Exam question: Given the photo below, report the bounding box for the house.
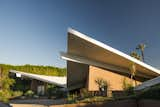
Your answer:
[9,70,66,95]
[60,28,160,95]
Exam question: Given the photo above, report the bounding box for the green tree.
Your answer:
[130,51,141,60]
[95,78,108,96]
[136,43,146,62]
[129,63,137,86]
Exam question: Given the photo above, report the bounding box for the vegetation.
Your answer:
[67,89,112,104]
[24,90,34,97]
[122,77,133,91]
[136,43,146,62]
[67,93,78,104]
[0,64,66,76]
[67,79,109,104]
[95,78,108,96]
[0,64,66,102]
[129,63,137,86]
[130,51,141,60]
[46,85,66,99]
[69,84,160,104]
[137,84,160,100]
[77,96,112,104]
[130,43,146,62]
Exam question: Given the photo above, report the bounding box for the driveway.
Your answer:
[10,99,66,107]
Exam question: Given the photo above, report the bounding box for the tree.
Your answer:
[130,51,141,60]
[129,63,137,86]
[136,43,146,62]
[95,78,108,96]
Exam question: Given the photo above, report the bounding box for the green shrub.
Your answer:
[122,78,133,90]
[46,85,56,98]
[137,85,160,99]
[0,90,12,102]
[80,88,90,98]
[77,96,111,103]
[67,93,78,104]
[124,86,134,96]
[12,91,23,98]
[24,90,34,97]
[95,78,108,91]
[0,64,66,76]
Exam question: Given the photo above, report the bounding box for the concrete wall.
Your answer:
[67,61,89,90]
[67,61,142,91]
[87,66,141,91]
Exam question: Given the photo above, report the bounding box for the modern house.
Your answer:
[61,28,160,94]
[9,70,66,95]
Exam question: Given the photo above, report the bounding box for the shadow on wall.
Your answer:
[52,99,160,107]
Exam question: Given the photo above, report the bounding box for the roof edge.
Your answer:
[67,28,160,75]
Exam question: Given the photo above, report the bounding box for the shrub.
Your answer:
[67,93,78,104]
[137,84,160,99]
[46,85,56,98]
[0,90,12,102]
[77,96,111,103]
[24,90,34,97]
[122,78,133,90]
[80,88,90,98]
[11,91,23,98]
[124,86,134,96]
[95,78,108,96]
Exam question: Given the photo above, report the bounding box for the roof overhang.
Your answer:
[61,28,160,79]
[134,76,160,90]
[10,70,67,88]
[61,52,154,80]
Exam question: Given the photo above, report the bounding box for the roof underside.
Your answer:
[10,70,67,88]
[61,28,160,79]
[134,76,160,90]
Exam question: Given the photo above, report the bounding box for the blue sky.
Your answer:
[0,0,160,68]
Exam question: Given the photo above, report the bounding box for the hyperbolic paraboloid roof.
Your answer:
[61,28,160,80]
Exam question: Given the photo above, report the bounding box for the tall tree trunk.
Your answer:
[141,50,144,62]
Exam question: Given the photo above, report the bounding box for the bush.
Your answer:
[0,90,23,102]
[137,85,160,99]
[77,96,112,103]
[67,93,78,104]
[11,91,23,98]
[46,85,56,98]
[124,86,134,96]
[0,90,12,102]
[24,90,34,97]
[80,88,90,98]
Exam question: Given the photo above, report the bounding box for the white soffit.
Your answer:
[10,70,67,88]
[61,52,153,79]
[67,28,160,75]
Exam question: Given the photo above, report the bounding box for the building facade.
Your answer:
[61,28,160,94]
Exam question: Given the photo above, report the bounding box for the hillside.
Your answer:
[0,64,66,76]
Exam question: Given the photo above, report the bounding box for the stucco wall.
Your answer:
[87,66,141,91]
